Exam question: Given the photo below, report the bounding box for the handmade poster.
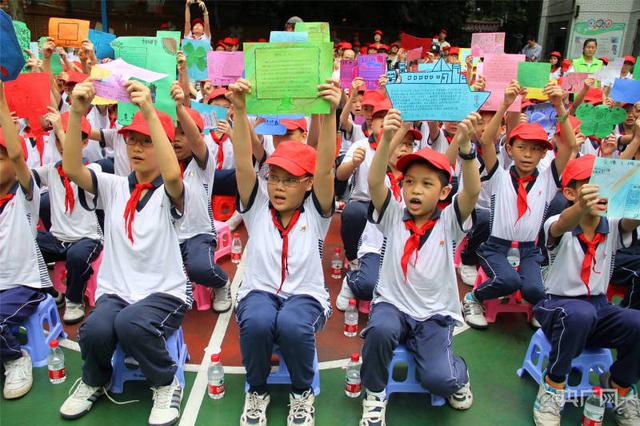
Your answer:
[0,11,26,81]
[576,103,626,138]
[96,58,167,82]
[589,157,640,220]
[480,53,524,112]
[294,22,329,43]
[339,60,357,89]
[111,36,176,125]
[634,58,640,80]
[560,72,590,93]
[471,32,505,56]
[386,58,490,121]
[458,48,479,71]
[244,42,333,115]
[518,62,550,89]
[207,51,244,86]
[12,20,30,67]
[610,78,640,103]
[269,31,308,43]
[357,54,386,89]
[182,39,211,81]
[406,47,422,62]
[417,62,436,73]
[190,102,228,131]
[88,28,116,59]
[400,33,432,58]
[4,72,50,132]
[254,114,305,135]
[48,17,89,48]
[93,75,131,103]
[89,65,117,105]
[594,57,624,87]
[525,102,557,138]
[156,30,180,54]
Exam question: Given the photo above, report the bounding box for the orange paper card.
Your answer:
[48,18,90,48]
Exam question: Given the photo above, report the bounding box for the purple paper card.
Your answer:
[207,51,244,86]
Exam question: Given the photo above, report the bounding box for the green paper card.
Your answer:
[12,21,30,72]
[244,42,333,115]
[38,36,63,74]
[517,62,550,88]
[294,22,330,43]
[156,30,181,54]
[634,57,640,80]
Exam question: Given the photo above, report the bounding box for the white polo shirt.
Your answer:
[482,160,560,242]
[341,122,366,151]
[237,179,333,315]
[204,132,235,170]
[370,192,473,323]
[32,163,102,242]
[418,126,449,154]
[343,138,376,202]
[0,180,51,290]
[100,128,130,177]
[175,148,216,243]
[544,215,636,297]
[80,170,191,305]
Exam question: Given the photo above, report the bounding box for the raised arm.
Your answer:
[307,114,320,149]
[546,82,576,175]
[200,1,212,39]
[314,80,340,214]
[620,118,640,160]
[368,109,403,212]
[548,184,600,239]
[569,77,595,115]
[63,82,95,192]
[339,78,364,135]
[176,51,192,108]
[184,0,192,37]
[171,81,207,165]
[0,82,32,196]
[455,112,481,220]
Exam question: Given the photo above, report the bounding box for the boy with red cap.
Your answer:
[531,154,640,426]
[359,109,481,425]
[621,56,636,79]
[59,81,190,426]
[32,111,103,324]
[183,0,211,41]
[0,81,52,400]
[463,81,576,329]
[169,82,231,312]
[226,77,339,426]
[445,47,460,65]
[339,78,367,152]
[433,28,450,50]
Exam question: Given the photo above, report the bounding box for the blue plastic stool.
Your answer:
[386,344,446,406]
[13,295,67,367]
[244,345,321,396]
[517,329,613,394]
[110,327,189,394]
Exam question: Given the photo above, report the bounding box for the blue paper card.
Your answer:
[182,39,211,81]
[88,28,116,59]
[254,114,305,135]
[191,102,228,130]
[0,10,26,82]
[610,78,640,104]
[589,157,640,220]
[269,31,308,43]
[525,102,557,138]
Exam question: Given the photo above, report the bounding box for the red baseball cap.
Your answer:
[119,110,176,142]
[555,115,581,136]
[182,107,204,132]
[0,133,28,160]
[377,44,389,52]
[562,154,595,188]
[599,56,609,65]
[64,71,89,84]
[624,56,636,65]
[362,90,386,107]
[372,98,392,117]
[584,88,604,105]
[205,87,228,103]
[440,28,447,35]
[396,147,452,182]
[191,18,204,27]
[391,42,400,48]
[447,47,460,56]
[280,118,308,132]
[265,140,316,177]
[374,29,383,36]
[60,111,92,139]
[550,51,562,58]
[507,122,552,150]
[406,128,423,141]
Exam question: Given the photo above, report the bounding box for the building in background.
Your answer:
[538,0,640,60]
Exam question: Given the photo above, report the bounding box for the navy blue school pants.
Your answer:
[36,232,102,304]
[79,293,187,387]
[611,242,640,310]
[180,234,228,289]
[460,208,491,266]
[340,200,369,261]
[345,253,380,301]
[236,290,325,394]
[39,191,51,231]
[0,286,47,362]
[361,302,469,397]
[212,169,237,196]
[534,294,640,387]
[474,237,546,305]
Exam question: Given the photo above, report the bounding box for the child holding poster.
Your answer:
[532,154,640,426]
[226,77,339,426]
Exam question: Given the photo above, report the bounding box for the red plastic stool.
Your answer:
[212,195,235,221]
[214,220,232,261]
[454,236,467,268]
[473,267,532,323]
[358,300,371,314]
[52,251,103,307]
[607,283,627,302]
[192,283,212,311]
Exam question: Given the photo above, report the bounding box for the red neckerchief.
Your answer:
[123,183,154,244]
[0,194,14,210]
[444,132,454,144]
[211,130,228,170]
[386,171,403,201]
[510,171,535,224]
[368,129,383,150]
[578,232,606,296]
[55,164,75,214]
[109,115,117,129]
[401,219,437,284]
[270,208,302,293]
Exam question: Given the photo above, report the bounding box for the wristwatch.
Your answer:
[458,145,477,160]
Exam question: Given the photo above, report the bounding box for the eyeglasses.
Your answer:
[124,137,153,147]
[265,172,309,188]
[400,141,418,149]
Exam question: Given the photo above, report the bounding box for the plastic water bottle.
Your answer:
[581,386,605,426]
[47,339,66,384]
[345,352,362,398]
[207,352,225,399]
[231,232,242,264]
[331,247,343,279]
[507,242,520,269]
[344,299,358,337]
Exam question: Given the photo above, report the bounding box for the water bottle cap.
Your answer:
[592,386,602,396]
[350,352,360,361]
[211,353,221,362]
[349,299,356,306]
[334,247,341,253]
[233,232,240,237]
[49,339,59,348]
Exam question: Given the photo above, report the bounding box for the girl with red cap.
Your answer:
[226,77,339,426]
[183,0,211,41]
[59,80,190,426]
[549,51,562,80]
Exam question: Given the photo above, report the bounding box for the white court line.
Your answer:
[179,255,244,426]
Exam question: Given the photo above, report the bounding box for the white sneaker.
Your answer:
[240,392,270,426]
[3,350,32,399]
[63,299,85,324]
[462,293,488,329]
[531,316,541,329]
[149,376,182,426]
[225,211,243,231]
[613,386,640,426]
[459,264,478,286]
[60,378,106,419]
[532,381,564,426]
[447,381,473,410]
[359,390,387,426]
[336,277,355,311]
[287,390,315,426]
[213,281,232,313]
